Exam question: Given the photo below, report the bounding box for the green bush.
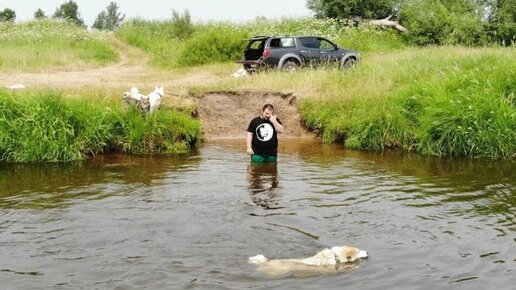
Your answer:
[400,0,485,46]
[177,24,247,66]
[170,10,195,40]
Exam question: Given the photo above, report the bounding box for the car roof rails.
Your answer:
[249,35,270,40]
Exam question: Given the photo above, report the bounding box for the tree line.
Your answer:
[1,0,514,45]
[308,0,515,45]
[0,0,124,31]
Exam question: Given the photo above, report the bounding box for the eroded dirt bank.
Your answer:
[195,91,312,140]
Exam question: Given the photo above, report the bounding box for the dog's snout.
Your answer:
[358,250,368,259]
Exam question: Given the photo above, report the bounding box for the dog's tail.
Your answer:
[248,254,268,265]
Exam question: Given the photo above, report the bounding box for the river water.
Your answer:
[0,139,514,290]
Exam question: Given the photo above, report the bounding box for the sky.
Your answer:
[1,0,313,26]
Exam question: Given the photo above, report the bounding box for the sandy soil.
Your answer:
[195,91,311,140]
[0,36,311,140]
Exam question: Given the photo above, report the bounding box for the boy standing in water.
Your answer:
[246,103,284,163]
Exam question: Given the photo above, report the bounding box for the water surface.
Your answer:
[0,139,514,289]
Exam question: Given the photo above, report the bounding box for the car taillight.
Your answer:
[262,49,271,59]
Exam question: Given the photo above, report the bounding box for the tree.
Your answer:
[92,1,125,31]
[53,0,85,27]
[170,9,195,40]
[0,8,16,22]
[34,8,47,19]
[307,0,397,20]
[306,0,408,32]
[487,0,516,44]
[399,0,485,45]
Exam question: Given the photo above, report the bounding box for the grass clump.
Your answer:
[0,19,118,71]
[0,90,201,163]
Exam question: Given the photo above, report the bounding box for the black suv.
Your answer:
[236,35,359,72]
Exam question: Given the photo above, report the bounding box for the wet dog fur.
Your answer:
[248,246,368,278]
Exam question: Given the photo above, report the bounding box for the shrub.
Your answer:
[400,0,486,46]
[177,24,247,66]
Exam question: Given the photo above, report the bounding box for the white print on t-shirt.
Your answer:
[256,123,274,141]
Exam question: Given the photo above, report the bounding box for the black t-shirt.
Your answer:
[247,116,282,156]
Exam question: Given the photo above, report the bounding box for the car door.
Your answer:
[318,38,339,66]
[298,37,320,66]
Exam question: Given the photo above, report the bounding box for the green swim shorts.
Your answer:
[251,154,277,163]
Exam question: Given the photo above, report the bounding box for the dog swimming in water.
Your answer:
[248,246,368,278]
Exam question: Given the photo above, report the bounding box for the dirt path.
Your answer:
[0,37,312,140]
[0,35,218,90]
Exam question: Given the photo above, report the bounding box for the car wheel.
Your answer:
[282,60,299,72]
[341,58,357,69]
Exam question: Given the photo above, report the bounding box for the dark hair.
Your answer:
[262,103,274,112]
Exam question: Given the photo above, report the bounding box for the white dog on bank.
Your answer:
[122,87,146,106]
[139,86,164,115]
[248,246,368,278]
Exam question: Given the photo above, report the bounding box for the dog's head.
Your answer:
[139,96,150,113]
[331,246,368,263]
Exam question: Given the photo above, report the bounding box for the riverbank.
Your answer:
[0,90,201,162]
[0,20,514,161]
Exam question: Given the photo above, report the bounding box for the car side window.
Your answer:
[269,38,281,48]
[299,37,319,49]
[280,38,295,48]
[319,39,335,50]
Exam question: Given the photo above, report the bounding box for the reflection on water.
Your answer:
[0,138,514,290]
[247,163,282,209]
[0,152,201,209]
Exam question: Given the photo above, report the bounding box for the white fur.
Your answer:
[140,86,164,114]
[248,246,368,278]
[122,87,146,105]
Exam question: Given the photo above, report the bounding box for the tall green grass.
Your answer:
[300,47,516,159]
[0,19,118,71]
[0,90,201,162]
[114,18,185,68]
[115,17,406,68]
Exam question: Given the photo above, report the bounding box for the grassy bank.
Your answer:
[0,90,201,162]
[297,47,516,159]
[0,19,118,72]
[186,46,514,159]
